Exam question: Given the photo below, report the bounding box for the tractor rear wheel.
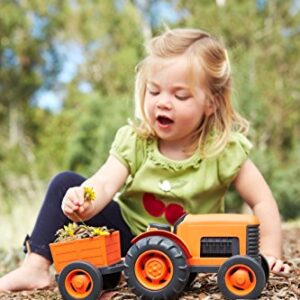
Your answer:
[124,236,190,300]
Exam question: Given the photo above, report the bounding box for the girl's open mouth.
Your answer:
[157,116,174,125]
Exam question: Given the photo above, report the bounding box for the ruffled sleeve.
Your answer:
[109,125,144,175]
[218,132,252,185]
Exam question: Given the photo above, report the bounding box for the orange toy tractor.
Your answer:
[50,214,269,300]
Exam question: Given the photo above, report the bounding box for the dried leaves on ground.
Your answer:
[0,227,299,300]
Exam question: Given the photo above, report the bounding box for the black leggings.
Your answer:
[27,171,135,262]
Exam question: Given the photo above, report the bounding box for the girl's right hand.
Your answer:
[265,255,291,273]
[61,186,86,220]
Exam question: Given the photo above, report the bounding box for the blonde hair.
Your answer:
[132,28,249,158]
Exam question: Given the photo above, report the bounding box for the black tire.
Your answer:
[259,254,270,282]
[124,236,190,300]
[103,272,122,289]
[217,255,266,299]
[58,261,103,300]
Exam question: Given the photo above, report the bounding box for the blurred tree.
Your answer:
[59,0,144,96]
[36,0,145,175]
[0,0,144,178]
[64,92,132,175]
[0,0,69,147]
[0,0,71,206]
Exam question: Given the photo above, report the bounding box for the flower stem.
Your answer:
[73,211,88,226]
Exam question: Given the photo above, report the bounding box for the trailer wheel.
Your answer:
[58,261,102,300]
[124,236,189,300]
[217,255,266,299]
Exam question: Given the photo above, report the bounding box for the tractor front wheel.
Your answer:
[217,255,266,299]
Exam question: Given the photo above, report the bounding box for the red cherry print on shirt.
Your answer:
[164,203,186,225]
[143,193,166,217]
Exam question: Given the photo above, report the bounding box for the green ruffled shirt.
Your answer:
[110,125,252,235]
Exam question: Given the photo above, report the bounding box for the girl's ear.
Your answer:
[205,103,215,117]
[205,94,220,117]
[204,100,216,117]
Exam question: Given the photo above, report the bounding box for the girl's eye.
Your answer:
[175,94,190,101]
[148,90,159,96]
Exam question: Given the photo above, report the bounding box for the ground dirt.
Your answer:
[0,227,299,300]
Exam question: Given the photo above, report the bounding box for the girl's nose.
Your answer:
[157,95,172,110]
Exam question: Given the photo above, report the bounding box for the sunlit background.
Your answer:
[1,0,300,249]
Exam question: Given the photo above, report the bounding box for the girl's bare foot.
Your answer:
[0,253,53,292]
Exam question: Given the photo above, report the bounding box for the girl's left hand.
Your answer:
[265,255,291,273]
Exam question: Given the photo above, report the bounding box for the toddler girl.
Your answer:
[0,28,289,292]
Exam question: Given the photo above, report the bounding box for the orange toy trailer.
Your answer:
[124,214,269,300]
[50,231,123,300]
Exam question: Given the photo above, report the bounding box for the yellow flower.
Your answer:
[63,223,77,237]
[92,227,110,236]
[84,187,96,202]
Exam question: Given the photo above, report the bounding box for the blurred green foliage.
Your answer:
[0,1,299,220]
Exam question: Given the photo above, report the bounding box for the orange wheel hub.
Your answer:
[135,250,173,290]
[225,264,256,296]
[65,269,93,298]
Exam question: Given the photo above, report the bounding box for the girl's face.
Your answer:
[144,55,212,149]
